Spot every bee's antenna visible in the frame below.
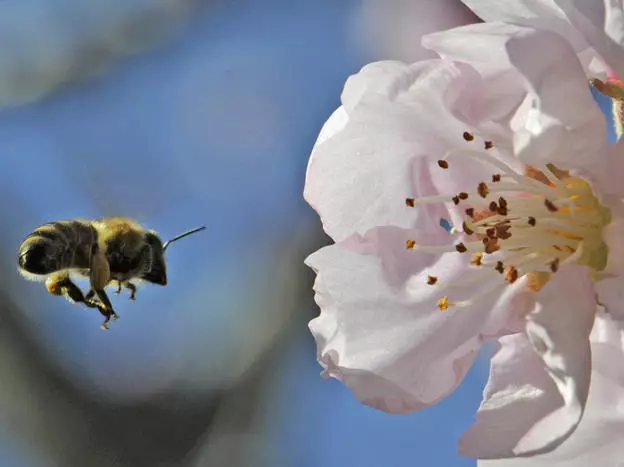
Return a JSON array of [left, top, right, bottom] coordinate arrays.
[[163, 226, 206, 251]]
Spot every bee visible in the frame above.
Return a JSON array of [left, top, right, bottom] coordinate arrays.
[[17, 218, 206, 330]]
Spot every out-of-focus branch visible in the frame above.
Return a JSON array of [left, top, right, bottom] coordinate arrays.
[[0, 289, 226, 467]]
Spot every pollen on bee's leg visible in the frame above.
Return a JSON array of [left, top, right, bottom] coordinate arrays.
[[45, 277, 64, 295]]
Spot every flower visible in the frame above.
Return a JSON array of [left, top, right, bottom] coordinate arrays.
[[304, 19, 624, 459]]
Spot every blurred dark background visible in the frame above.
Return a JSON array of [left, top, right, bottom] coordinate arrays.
[[0, 2, 487, 466]]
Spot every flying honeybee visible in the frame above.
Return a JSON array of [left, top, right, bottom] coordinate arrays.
[[17, 218, 206, 330]]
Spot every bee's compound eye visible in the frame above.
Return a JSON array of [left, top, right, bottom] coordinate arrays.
[[18, 243, 53, 274]]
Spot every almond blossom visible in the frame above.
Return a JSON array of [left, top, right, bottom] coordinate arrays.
[[304, 19, 624, 460]]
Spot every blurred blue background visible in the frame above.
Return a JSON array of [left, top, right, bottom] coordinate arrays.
[[0, 2, 491, 466]]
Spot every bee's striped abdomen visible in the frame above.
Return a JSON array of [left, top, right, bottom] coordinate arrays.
[[18, 221, 96, 276]]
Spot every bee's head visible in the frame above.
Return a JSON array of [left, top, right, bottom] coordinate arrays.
[[142, 232, 167, 286], [141, 226, 205, 286]]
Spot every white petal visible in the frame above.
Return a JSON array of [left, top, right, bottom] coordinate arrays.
[[423, 22, 607, 179], [460, 265, 596, 458], [461, 0, 590, 53], [555, 0, 624, 78], [304, 60, 482, 242], [306, 234, 534, 415], [478, 314, 624, 467]]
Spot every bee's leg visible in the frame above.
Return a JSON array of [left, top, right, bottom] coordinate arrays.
[[46, 273, 97, 308], [115, 281, 122, 295], [84, 288, 115, 330], [96, 303, 114, 330], [89, 244, 118, 328], [125, 282, 137, 300]]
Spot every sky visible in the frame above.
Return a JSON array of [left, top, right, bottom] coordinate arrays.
[[0, 2, 616, 467]]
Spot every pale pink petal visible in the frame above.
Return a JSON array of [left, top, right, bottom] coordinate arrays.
[[459, 265, 596, 458], [554, 0, 624, 78], [314, 106, 348, 148], [306, 235, 535, 414], [594, 191, 624, 321], [603, 139, 624, 197], [461, 0, 591, 53], [423, 23, 607, 179], [304, 60, 483, 242], [478, 314, 624, 467], [340, 61, 413, 114]]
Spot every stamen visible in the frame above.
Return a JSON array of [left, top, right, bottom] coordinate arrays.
[[437, 296, 455, 311], [478, 182, 489, 198], [527, 271, 551, 292], [544, 199, 558, 212], [402, 131, 609, 303], [504, 266, 518, 284], [485, 241, 500, 254]]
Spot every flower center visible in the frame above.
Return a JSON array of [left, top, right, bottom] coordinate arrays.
[[406, 132, 611, 309]]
